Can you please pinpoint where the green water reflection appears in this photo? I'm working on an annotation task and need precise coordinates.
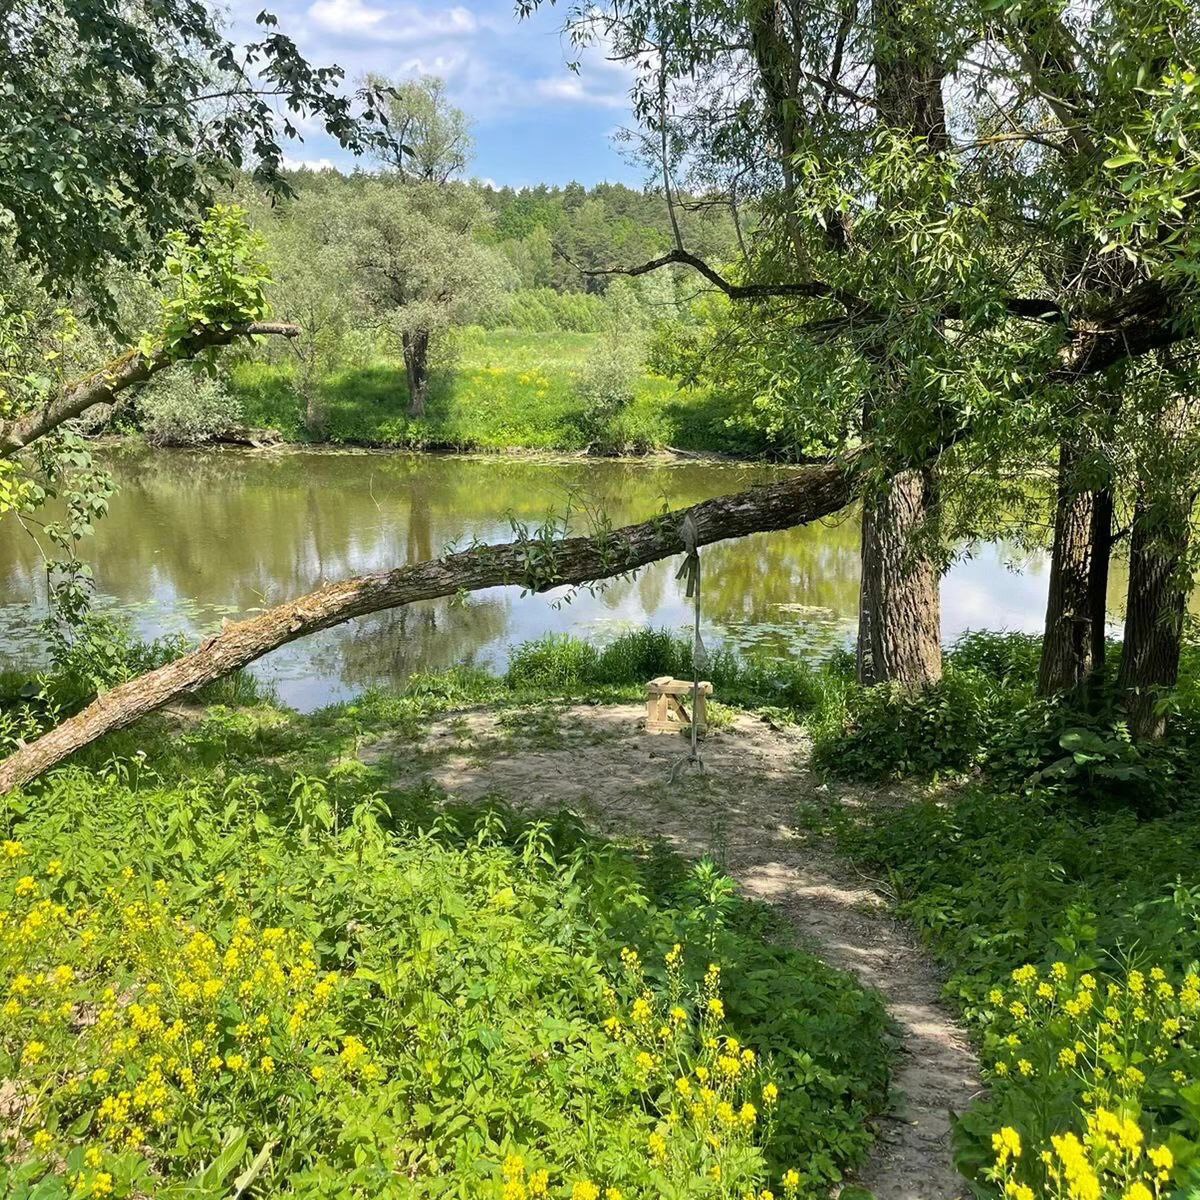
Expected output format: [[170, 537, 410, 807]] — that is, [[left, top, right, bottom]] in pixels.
[[0, 447, 1070, 710]]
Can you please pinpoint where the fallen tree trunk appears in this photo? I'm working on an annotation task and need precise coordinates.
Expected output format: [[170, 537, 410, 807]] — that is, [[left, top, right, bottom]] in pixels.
[[0, 458, 854, 793]]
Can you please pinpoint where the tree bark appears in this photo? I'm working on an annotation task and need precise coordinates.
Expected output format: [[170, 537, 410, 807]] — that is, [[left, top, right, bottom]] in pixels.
[[857, 468, 943, 688], [0, 323, 299, 458], [403, 330, 430, 418], [1118, 491, 1194, 741], [0, 458, 856, 793], [1087, 484, 1114, 679], [1038, 442, 1100, 696]]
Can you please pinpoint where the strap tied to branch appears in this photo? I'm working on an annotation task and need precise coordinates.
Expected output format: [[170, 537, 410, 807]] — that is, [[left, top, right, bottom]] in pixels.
[[670, 514, 707, 779], [675, 512, 700, 598]]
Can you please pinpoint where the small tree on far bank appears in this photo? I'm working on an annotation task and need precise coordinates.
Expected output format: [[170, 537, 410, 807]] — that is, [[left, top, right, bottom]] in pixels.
[[577, 279, 647, 450], [345, 182, 510, 416]]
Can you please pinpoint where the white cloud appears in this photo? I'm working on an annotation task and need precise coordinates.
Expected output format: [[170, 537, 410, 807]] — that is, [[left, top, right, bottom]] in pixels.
[[395, 50, 471, 79], [282, 156, 340, 172], [535, 76, 628, 109], [308, 0, 478, 43], [308, 0, 388, 35]]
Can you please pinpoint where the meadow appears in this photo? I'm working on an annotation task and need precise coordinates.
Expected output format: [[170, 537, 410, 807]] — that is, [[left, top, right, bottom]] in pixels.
[[7, 624, 1200, 1198], [226, 330, 768, 457]]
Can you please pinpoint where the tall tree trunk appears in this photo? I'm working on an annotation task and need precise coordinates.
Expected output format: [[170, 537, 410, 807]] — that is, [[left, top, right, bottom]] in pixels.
[[852, 0, 947, 690], [1087, 484, 1114, 680], [1038, 442, 1101, 696], [403, 330, 430, 418], [1118, 491, 1194, 741], [857, 468, 943, 688]]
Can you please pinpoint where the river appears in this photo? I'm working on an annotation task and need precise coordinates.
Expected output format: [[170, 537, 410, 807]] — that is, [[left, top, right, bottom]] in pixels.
[[0, 446, 1069, 710]]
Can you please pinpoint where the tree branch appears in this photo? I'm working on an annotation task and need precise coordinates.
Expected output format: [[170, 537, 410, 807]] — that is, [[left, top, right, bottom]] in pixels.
[[0, 322, 300, 457], [0, 458, 856, 792], [554, 245, 875, 315], [558, 243, 1066, 327]]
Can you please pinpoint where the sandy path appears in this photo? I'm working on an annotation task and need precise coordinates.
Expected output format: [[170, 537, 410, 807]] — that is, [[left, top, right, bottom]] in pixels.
[[366, 703, 981, 1199]]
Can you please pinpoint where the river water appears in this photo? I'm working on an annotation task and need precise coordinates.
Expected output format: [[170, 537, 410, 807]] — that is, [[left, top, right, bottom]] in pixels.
[[0, 447, 1065, 710]]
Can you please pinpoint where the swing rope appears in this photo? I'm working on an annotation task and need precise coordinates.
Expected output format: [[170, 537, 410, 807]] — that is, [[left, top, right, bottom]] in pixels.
[[672, 513, 707, 778]]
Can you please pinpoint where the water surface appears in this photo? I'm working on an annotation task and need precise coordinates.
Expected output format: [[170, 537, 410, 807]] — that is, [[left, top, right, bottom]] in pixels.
[[0, 447, 1063, 709]]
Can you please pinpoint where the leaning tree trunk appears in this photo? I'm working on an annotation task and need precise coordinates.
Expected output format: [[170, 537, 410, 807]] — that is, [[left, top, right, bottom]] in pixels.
[[402, 330, 430, 418], [1038, 441, 1103, 696], [857, 467, 943, 688], [0, 458, 858, 793], [1118, 492, 1193, 741]]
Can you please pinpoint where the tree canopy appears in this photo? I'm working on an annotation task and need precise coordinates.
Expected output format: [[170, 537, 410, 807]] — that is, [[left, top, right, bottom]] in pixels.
[[1, 1, 393, 293]]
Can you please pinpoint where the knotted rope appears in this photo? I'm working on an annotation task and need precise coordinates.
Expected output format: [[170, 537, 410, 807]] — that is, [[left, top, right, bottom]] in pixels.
[[672, 513, 707, 779]]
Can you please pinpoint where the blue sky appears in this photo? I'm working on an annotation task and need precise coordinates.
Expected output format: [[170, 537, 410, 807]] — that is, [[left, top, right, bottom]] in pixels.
[[233, 0, 644, 186]]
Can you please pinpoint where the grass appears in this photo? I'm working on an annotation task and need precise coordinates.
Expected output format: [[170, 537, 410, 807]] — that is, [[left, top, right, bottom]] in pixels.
[[227, 329, 769, 456], [13, 623, 1200, 1195]]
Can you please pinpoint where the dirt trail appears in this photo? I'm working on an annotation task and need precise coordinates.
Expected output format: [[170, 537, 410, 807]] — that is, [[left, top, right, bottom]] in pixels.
[[367, 703, 981, 1199]]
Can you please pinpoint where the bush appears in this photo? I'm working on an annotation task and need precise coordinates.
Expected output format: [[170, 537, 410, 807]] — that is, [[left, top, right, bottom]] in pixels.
[[812, 665, 1014, 781], [576, 338, 645, 450], [139, 369, 242, 446]]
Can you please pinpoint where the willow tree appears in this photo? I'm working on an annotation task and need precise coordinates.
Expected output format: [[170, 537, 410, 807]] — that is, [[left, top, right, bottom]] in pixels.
[[0, 2, 396, 622], [524, 0, 1200, 724], [345, 182, 511, 417]]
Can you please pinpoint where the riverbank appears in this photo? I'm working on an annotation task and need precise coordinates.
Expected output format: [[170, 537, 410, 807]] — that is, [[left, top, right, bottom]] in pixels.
[[226, 329, 774, 457]]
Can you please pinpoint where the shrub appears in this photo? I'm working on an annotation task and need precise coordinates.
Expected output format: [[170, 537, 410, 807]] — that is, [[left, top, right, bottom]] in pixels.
[[812, 666, 1013, 781], [576, 338, 645, 450], [139, 369, 242, 446]]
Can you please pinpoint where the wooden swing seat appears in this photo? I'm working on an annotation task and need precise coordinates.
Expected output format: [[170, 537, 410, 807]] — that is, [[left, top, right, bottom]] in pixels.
[[644, 676, 713, 734]]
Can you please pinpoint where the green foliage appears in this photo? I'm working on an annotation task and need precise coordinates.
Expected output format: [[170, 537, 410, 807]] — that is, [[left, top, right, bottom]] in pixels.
[[0, 711, 890, 1196], [344, 182, 513, 347], [371, 74, 473, 184], [576, 337, 645, 450], [1, 2, 391, 294], [968, 963, 1200, 1198], [811, 632, 1200, 810], [830, 778, 1200, 1194], [140, 207, 272, 359], [481, 289, 611, 333], [225, 330, 757, 455], [502, 630, 847, 718], [139, 371, 242, 447]]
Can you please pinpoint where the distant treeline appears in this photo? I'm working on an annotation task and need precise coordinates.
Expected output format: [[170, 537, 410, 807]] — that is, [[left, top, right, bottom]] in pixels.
[[278, 169, 742, 298]]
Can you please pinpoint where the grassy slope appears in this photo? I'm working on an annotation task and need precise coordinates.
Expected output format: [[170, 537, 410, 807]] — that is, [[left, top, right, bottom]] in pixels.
[[228, 329, 769, 456]]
